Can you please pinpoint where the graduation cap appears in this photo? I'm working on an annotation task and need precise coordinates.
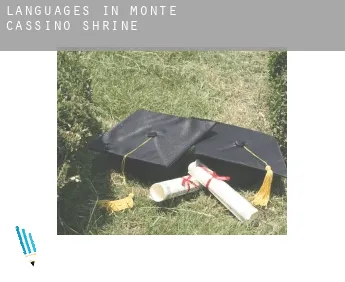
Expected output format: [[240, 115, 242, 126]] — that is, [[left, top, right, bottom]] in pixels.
[[192, 122, 287, 207], [89, 109, 216, 182]]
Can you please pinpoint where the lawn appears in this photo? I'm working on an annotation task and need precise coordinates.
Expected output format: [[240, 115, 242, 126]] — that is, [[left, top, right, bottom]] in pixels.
[[58, 51, 287, 235]]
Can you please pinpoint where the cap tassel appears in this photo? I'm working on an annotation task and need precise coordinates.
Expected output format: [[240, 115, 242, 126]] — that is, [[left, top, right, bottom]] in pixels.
[[242, 145, 274, 207], [251, 165, 273, 207], [98, 193, 134, 213]]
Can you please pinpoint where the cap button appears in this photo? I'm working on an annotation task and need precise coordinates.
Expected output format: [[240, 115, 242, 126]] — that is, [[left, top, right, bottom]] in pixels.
[[147, 131, 158, 138], [235, 140, 246, 147]]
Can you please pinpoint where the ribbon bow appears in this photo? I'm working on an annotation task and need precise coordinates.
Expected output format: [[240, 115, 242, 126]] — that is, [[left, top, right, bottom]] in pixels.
[[199, 166, 230, 189], [181, 175, 198, 193]]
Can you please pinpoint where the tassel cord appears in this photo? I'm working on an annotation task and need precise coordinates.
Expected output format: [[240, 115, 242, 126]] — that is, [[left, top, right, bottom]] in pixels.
[[98, 137, 153, 213]]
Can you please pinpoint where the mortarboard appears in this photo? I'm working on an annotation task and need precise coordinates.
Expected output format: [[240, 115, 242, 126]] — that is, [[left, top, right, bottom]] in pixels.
[[192, 122, 287, 206], [88, 109, 216, 182]]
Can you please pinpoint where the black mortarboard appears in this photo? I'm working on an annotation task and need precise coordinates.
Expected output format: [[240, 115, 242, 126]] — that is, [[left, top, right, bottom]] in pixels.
[[192, 122, 287, 206], [89, 109, 216, 182]]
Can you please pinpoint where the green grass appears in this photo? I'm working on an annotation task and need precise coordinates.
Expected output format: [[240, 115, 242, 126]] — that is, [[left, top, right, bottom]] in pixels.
[[60, 51, 287, 235]]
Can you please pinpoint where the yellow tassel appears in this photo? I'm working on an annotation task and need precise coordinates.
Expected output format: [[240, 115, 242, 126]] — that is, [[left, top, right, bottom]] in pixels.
[[251, 165, 273, 207], [98, 193, 134, 213]]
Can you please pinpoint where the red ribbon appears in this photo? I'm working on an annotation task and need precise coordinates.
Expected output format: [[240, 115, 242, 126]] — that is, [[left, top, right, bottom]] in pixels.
[[199, 166, 230, 189], [181, 175, 198, 193]]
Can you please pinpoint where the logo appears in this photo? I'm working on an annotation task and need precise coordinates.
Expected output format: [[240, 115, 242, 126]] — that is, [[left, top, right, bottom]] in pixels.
[[15, 226, 36, 266]]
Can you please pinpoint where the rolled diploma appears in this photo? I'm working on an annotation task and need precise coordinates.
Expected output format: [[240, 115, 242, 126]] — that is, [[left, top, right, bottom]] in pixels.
[[188, 160, 258, 222], [150, 176, 201, 202]]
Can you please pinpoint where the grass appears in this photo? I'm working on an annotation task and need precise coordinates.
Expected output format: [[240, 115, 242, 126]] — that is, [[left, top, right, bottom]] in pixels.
[[59, 51, 287, 235]]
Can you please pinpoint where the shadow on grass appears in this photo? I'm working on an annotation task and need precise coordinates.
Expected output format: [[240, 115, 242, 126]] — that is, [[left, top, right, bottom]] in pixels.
[[153, 189, 204, 214], [57, 152, 113, 235]]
